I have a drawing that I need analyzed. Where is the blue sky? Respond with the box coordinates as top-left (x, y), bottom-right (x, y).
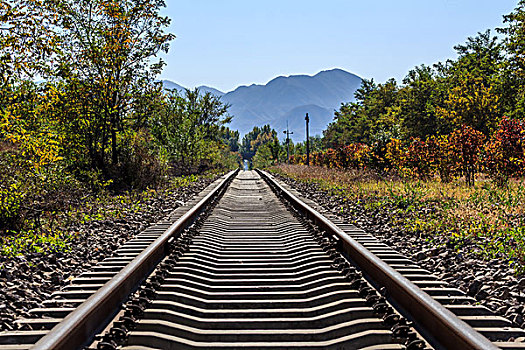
top-left (159, 0), bottom-right (517, 93)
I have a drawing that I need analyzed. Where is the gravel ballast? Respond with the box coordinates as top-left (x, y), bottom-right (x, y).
top-left (0, 174), bottom-right (219, 331)
top-left (272, 172), bottom-right (525, 330)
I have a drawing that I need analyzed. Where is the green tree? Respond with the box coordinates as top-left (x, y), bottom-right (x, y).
top-left (151, 89), bottom-right (231, 174)
top-left (240, 125), bottom-right (276, 160)
top-left (0, 0), bottom-right (57, 84)
top-left (293, 135), bottom-right (323, 155)
top-left (324, 78), bottom-right (399, 147)
top-left (436, 71), bottom-right (500, 136)
top-left (252, 136), bottom-right (284, 168)
top-left (499, 1), bottom-right (525, 118)
top-left (397, 65), bottom-right (443, 138)
top-left (38, 0), bottom-right (175, 170)
top-left (219, 127), bottom-right (240, 153)
top-left (435, 31), bottom-right (503, 135)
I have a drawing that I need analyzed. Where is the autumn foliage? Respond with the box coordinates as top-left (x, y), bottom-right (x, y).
top-left (484, 117), bottom-right (525, 185)
top-left (291, 119), bottom-right (525, 186)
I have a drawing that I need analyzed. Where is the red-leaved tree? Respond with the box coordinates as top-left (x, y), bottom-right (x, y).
top-left (449, 125), bottom-right (485, 186)
top-left (484, 117), bottom-right (525, 185)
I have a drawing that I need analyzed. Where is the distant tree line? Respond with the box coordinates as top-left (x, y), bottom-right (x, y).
top-left (239, 124), bottom-right (323, 168)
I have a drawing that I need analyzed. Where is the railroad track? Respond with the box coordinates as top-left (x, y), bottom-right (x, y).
top-left (1, 170), bottom-right (525, 349)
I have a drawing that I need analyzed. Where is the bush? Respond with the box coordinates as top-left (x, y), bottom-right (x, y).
top-left (385, 138), bottom-right (408, 176)
top-left (292, 125), bottom-right (494, 188)
top-left (0, 149), bottom-right (89, 234)
top-left (338, 143), bottom-right (370, 169)
top-left (426, 135), bottom-right (456, 183)
top-left (405, 138), bottom-right (434, 180)
top-left (449, 125), bottom-right (485, 187)
top-left (109, 130), bottom-right (168, 191)
top-left (484, 117), bottom-right (525, 185)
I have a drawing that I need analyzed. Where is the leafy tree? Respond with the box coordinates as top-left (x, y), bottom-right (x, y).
top-left (436, 71), bottom-right (499, 136)
top-left (0, 0), bottom-right (57, 84)
top-left (323, 102), bottom-right (365, 147)
top-left (434, 31), bottom-right (504, 135)
top-left (293, 135), bottom-right (323, 155)
top-left (240, 125), bottom-right (276, 160)
top-left (151, 89), bottom-right (231, 174)
top-left (37, 0), bottom-right (174, 170)
top-left (451, 30), bottom-right (503, 81)
top-left (484, 117), bottom-right (525, 185)
top-left (324, 78), bottom-right (399, 147)
top-left (499, 1), bottom-right (525, 117)
top-left (323, 79), bottom-right (378, 147)
top-left (449, 125), bottom-right (485, 187)
top-left (252, 137), bottom-right (284, 168)
top-left (219, 127), bottom-right (239, 153)
top-left (397, 65), bottom-right (443, 138)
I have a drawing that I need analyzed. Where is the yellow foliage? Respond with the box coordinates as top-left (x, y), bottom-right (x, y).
top-left (436, 73), bottom-right (499, 134)
top-left (1, 103), bottom-right (63, 171)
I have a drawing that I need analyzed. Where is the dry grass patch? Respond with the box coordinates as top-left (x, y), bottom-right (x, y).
top-left (271, 164), bottom-right (525, 272)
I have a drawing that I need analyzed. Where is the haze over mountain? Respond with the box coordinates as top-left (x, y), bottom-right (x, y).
top-left (161, 68), bottom-right (362, 141)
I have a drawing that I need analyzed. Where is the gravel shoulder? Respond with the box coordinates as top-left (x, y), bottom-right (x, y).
top-left (272, 171), bottom-right (525, 330)
top-left (0, 173), bottom-right (220, 331)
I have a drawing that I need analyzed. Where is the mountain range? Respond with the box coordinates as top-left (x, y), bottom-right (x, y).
top-left (161, 68), bottom-right (362, 141)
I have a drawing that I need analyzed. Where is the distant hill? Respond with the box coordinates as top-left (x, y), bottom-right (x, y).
top-left (160, 80), bottom-right (224, 97)
top-left (160, 68), bottom-right (362, 141)
top-left (198, 86), bottom-right (225, 97)
top-left (160, 80), bottom-right (186, 92)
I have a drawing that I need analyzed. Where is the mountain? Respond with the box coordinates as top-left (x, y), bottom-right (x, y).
top-left (160, 80), bottom-right (186, 92)
top-left (160, 68), bottom-right (362, 141)
top-left (160, 80), bottom-right (225, 97)
top-left (221, 68), bottom-right (362, 141)
top-left (197, 86), bottom-right (225, 97)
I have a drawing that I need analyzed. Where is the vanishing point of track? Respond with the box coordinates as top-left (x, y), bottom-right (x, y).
top-left (1, 170), bottom-right (525, 349)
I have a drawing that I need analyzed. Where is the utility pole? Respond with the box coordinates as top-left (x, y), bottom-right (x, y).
top-left (283, 121), bottom-right (293, 164)
top-left (305, 113), bottom-right (310, 166)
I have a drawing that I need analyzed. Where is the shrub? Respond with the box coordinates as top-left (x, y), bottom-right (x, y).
top-left (385, 138), bottom-right (408, 176)
top-left (448, 125), bottom-right (485, 187)
top-left (405, 138), bottom-right (435, 180)
top-left (338, 143), bottom-right (370, 169)
top-left (426, 134), bottom-right (457, 183)
top-left (109, 130), bottom-right (168, 191)
top-left (484, 117), bottom-right (525, 185)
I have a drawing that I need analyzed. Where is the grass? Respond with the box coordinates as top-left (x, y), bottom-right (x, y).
top-left (0, 172), bottom-right (217, 260)
top-left (271, 164), bottom-right (525, 273)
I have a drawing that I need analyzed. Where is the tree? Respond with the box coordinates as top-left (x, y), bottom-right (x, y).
top-left (449, 125), bottom-right (485, 187)
top-left (499, 1), bottom-right (525, 117)
top-left (0, 0), bottom-right (57, 84)
top-left (323, 78), bottom-right (399, 147)
top-left (240, 125), bottom-right (276, 160)
top-left (293, 135), bottom-right (323, 155)
top-left (252, 137), bottom-right (284, 168)
top-left (37, 0), bottom-right (175, 171)
top-left (436, 71), bottom-right (500, 136)
top-left (151, 89), bottom-right (231, 174)
top-left (323, 102), bottom-right (366, 147)
top-left (452, 30), bottom-right (503, 81)
top-left (435, 31), bottom-right (503, 135)
top-left (484, 117), bottom-right (525, 185)
top-left (397, 65), bottom-right (443, 138)
top-left (219, 127), bottom-right (239, 153)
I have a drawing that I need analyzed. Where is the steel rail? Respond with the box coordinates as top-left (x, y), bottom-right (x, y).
top-left (258, 169), bottom-right (499, 350)
top-left (31, 169), bottom-right (238, 350)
